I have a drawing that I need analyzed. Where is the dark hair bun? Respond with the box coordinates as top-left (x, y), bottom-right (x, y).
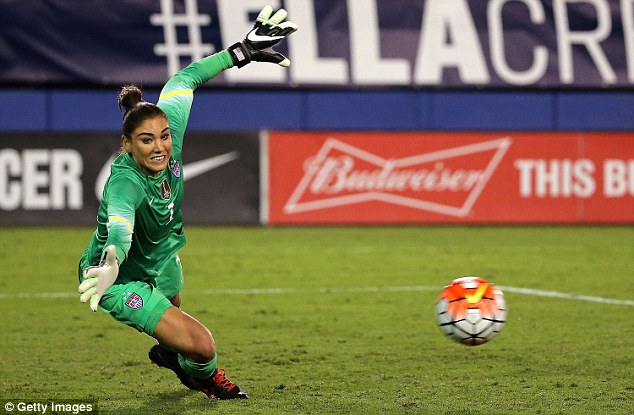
top-left (118, 85), bottom-right (143, 114)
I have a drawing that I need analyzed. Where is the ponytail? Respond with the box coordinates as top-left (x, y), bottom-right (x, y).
top-left (118, 85), bottom-right (167, 141)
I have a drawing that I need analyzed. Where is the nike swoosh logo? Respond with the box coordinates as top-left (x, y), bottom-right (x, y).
top-left (247, 31), bottom-right (285, 43)
top-left (465, 284), bottom-right (488, 304)
top-left (95, 151), bottom-right (240, 201)
top-left (182, 151), bottom-right (239, 181)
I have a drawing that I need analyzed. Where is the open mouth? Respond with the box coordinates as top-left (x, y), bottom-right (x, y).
top-left (150, 155), bottom-right (166, 163)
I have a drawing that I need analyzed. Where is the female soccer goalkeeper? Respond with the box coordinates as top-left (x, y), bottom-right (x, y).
top-left (77, 6), bottom-right (297, 400)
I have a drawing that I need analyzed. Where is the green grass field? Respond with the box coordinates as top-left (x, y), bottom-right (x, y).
top-left (0, 226), bottom-right (633, 415)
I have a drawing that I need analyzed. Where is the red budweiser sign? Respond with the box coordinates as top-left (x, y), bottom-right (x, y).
top-left (284, 137), bottom-right (510, 217)
top-left (266, 132), bottom-right (634, 224)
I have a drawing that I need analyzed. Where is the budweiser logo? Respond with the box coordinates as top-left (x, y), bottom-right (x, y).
top-left (284, 137), bottom-right (511, 217)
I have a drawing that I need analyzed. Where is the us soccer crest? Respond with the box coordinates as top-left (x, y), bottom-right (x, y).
top-left (124, 292), bottom-right (144, 310)
top-left (170, 160), bottom-right (181, 178)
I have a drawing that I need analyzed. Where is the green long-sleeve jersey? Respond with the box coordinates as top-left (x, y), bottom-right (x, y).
top-left (80, 51), bottom-right (234, 284)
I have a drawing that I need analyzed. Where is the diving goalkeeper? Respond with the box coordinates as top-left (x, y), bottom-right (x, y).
top-left (77, 6), bottom-right (297, 400)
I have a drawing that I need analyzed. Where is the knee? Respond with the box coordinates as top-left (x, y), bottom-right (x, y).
top-left (189, 330), bottom-right (216, 362)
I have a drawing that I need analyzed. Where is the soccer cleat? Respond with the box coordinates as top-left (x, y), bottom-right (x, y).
top-left (148, 344), bottom-right (201, 391)
top-left (196, 368), bottom-right (249, 400)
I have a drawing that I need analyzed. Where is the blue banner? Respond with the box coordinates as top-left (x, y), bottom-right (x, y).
top-left (1, 0), bottom-right (633, 88)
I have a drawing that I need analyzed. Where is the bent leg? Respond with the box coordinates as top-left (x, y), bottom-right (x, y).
top-left (153, 306), bottom-right (247, 399)
top-left (153, 306), bottom-right (216, 363)
top-left (99, 282), bottom-right (246, 399)
top-left (152, 306), bottom-right (221, 383)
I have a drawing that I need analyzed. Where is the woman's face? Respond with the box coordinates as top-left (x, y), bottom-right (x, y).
top-left (123, 115), bottom-right (172, 177)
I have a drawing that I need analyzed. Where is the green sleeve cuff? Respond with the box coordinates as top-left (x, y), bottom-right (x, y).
top-left (115, 246), bottom-right (126, 264)
top-left (101, 245), bottom-right (126, 265)
top-left (196, 50), bottom-right (234, 78)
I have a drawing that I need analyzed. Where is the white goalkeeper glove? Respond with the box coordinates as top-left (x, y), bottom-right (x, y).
top-left (228, 5), bottom-right (298, 68)
top-left (78, 245), bottom-right (119, 312)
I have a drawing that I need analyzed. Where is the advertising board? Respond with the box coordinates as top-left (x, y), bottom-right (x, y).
top-left (267, 131), bottom-right (634, 224)
top-left (0, 133), bottom-right (260, 225)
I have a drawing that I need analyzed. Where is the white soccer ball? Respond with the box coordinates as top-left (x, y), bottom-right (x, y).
top-left (435, 276), bottom-right (507, 346)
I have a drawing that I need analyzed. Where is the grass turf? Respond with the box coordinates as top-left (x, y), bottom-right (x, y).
top-left (0, 226), bottom-right (632, 414)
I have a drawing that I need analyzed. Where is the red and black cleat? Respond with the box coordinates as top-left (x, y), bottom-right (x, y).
top-left (196, 368), bottom-right (248, 400)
